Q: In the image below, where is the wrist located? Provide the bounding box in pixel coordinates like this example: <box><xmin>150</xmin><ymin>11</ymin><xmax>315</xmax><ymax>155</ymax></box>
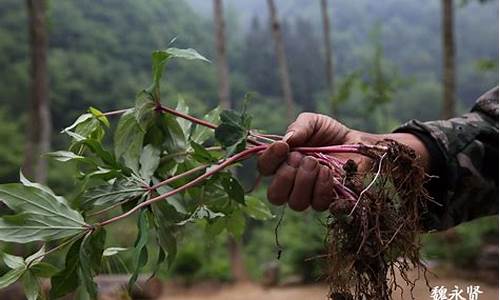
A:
<box><xmin>382</xmin><ymin>133</ymin><xmax>431</xmax><ymax>171</ymax></box>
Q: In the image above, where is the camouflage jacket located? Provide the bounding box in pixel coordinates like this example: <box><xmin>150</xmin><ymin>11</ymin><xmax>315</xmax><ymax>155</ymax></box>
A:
<box><xmin>395</xmin><ymin>87</ymin><xmax>499</xmax><ymax>231</ymax></box>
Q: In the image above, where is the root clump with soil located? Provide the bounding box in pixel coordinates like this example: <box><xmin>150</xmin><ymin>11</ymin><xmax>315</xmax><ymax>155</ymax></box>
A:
<box><xmin>324</xmin><ymin>140</ymin><xmax>430</xmax><ymax>300</ymax></box>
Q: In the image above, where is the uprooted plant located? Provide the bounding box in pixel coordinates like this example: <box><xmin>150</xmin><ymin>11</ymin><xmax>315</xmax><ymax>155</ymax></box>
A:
<box><xmin>0</xmin><ymin>47</ymin><xmax>429</xmax><ymax>299</ymax></box>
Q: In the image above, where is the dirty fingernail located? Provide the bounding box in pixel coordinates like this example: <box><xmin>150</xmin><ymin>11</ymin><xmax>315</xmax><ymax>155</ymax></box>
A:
<box><xmin>283</xmin><ymin>131</ymin><xmax>294</xmax><ymax>143</ymax></box>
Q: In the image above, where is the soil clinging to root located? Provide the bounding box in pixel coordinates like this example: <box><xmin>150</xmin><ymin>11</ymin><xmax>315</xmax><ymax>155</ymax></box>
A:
<box><xmin>326</xmin><ymin>140</ymin><xmax>431</xmax><ymax>300</ymax></box>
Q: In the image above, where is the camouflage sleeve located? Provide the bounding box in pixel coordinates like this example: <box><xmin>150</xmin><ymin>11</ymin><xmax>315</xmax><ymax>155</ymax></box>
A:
<box><xmin>395</xmin><ymin>87</ymin><xmax>499</xmax><ymax>231</ymax></box>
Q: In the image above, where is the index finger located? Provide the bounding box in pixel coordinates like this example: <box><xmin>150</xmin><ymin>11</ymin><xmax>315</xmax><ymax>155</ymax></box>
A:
<box><xmin>257</xmin><ymin>141</ymin><xmax>289</xmax><ymax>176</ymax></box>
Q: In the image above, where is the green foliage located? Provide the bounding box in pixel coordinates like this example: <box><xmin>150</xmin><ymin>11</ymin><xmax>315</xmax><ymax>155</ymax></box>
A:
<box><xmin>422</xmin><ymin>217</ymin><xmax>498</xmax><ymax>268</ymax></box>
<box><xmin>0</xmin><ymin>47</ymin><xmax>272</xmax><ymax>299</ymax></box>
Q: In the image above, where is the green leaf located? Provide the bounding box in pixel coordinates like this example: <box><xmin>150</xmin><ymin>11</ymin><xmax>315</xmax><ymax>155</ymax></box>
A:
<box><xmin>165</xmin><ymin>48</ymin><xmax>210</xmax><ymax>63</ymax></box>
<box><xmin>50</xmin><ymin>238</ymin><xmax>83</xmax><ymax>299</ymax></box>
<box><xmin>1</xmin><ymin>252</ymin><xmax>24</xmax><ymax>269</ymax></box>
<box><xmin>81</xmin><ymin>178</ymin><xmax>144</xmax><ymax>211</ymax></box>
<box><xmin>30</xmin><ymin>262</ymin><xmax>59</xmax><ymax>277</ymax></box>
<box><xmin>20</xmin><ymin>171</ymin><xmax>65</xmax><ymax>202</ymax></box>
<box><xmin>0</xmin><ymin>184</ymin><xmax>87</xmax><ymax>242</ymax></box>
<box><xmin>139</xmin><ymin>144</ymin><xmax>161</xmax><ymax>182</ymax></box>
<box><xmin>0</xmin><ymin>267</ymin><xmax>24</xmax><ymax>289</ymax></box>
<box><xmin>242</xmin><ymin>196</ymin><xmax>273</xmax><ymax>221</ymax></box>
<box><xmin>153</xmin><ymin>180</ymin><xmax>187</xmax><ymax>215</ymax></box>
<box><xmin>191</xmin><ymin>106</ymin><xmax>221</xmax><ymax>144</ymax></box>
<box><xmin>102</xmin><ymin>247</ymin><xmax>128</xmax><ymax>257</ymax></box>
<box><xmin>214</xmin><ymin>123</ymin><xmax>247</xmax><ymax>155</ymax></box>
<box><xmin>175</xmin><ymin>97</ymin><xmax>191</xmax><ymax>137</ymax></box>
<box><xmin>114</xmin><ymin>111</ymin><xmax>145</xmax><ymax>173</ymax></box>
<box><xmin>62</xmin><ymin>113</ymin><xmax>93</xmax><ymax>133</ymax></box>
<box><xmin>226</xmin><ymin>211</ymin><xmax>245</xmax><ymax>239</ymax></box>
<box><xmin>157</xmin><ymin>228</ymin><xmax>177</xmax><ymax>268</ymax></box>
<box><xmin>46</xmin><ymin>151</ymin><xmax>87</xmax><ymax>163</ymax></box>
<box><xmin>220</xmin><ymin>174</ymin><xmax>245</xmax><ymax>205</ymax></box>
<box><xmin>190</xmin><ymin>141</ymin><xmax>217</xmax><ymax>163</ymax></box>
<box><xmin>160</xmin><ymin>114</ymin><xmax>187</xmax><ymax>156</ymax></box>
<box><xmin>88</xmin><ymin>107</ymin><xmax>110</xmax><ymax>128</ymax></box>
<box><xmin>205</xmin><ymin>217</ymin><xmax>226</xmax><ymax>239</ymax></box>
<box><xmin>21</xmin><ymin>271</ymin><xmax>39</xmax><ymax>300</ymax></box>
<box><xmin>79</xmin><ymin>229</ymin><xmax>106</xmax><ymax>299</ymax></box>
<box><xmin>70</xmin><ymin>139</ymin><xmax>118</xmax><ymax>168</ymax></box>
<box><xmin>128</xmin><ymin>210</ymin><xmax>149</xmax><ymax>291</ymax></box>
<box><xmin>150</xmin><ymin>51</ymin><xmax>170</xmax><ymax>97</ymax></box>
<box><xmin>65</xmin><ymin>114</ymin><xmax>105</xmax><ymax>143</ymax></box>
<box><xmin>134</xmin><ymin>91</ymin><xmax>156</xmax><ymax>130</ymax></box>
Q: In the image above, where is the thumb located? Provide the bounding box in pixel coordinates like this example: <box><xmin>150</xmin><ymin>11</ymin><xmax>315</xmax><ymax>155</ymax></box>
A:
<box><xmin>283</xmin><ymin>113</ymin><xmax>317</xmax><ymax>146</ymax></box>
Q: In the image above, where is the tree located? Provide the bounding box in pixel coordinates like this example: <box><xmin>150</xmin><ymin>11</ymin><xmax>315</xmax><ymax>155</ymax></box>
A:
<box><xmin>213</xmin><ymin>0</ymin><xmax>248</xmax><ymax>282</ymax></box>
<box><xmin>267</xmin><ymin>0</ymin><xmax>294</xmax><ymax>121</ymax></box>
<box><xmin>25</xmin><ymin>0</ymin><xmax>51</xmax><ymax>183</ymax></box>
<box><xmin>441</xmin><ymin>0</ymin><xmax>455</xmax><ymax>119</ymax></box>
<box><xmin>320</xmin><ymin>0</ymin><xmax>335</xmax><ymax>109</ymax></box>
<box><xmin>213</xmin><ymin>0</ymin><xmax>230</xmax><ymax>110</ymax></box>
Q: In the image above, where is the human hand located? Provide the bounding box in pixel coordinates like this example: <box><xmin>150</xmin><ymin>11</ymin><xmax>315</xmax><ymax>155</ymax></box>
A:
<box><xmin>257</xmin><ymin>113</ymin><xmax>429</xmax><ymax>212</ymax></box>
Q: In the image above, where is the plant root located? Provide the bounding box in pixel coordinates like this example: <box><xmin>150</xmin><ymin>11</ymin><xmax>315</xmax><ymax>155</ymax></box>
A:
<box><xmin>326</xmin><ymin>140</ymin><xmax>431</xmax><ymax>300</ymax></box>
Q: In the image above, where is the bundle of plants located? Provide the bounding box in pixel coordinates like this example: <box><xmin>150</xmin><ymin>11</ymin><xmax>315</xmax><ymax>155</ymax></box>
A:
<box><xmin>0</xmin><ymin>47</ymin><xmax>429</xmax><ymax>300</ymax></box>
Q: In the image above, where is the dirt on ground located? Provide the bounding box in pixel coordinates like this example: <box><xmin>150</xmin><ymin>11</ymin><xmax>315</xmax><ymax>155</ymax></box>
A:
<box><xmin>160</xmin><ymin>268</ymin><xmax>498</xmax><ymax>300</ymax></box>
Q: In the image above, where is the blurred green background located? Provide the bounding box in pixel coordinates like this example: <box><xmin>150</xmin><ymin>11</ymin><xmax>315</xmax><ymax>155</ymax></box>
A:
<box><xmin>0</xmin><ymin>0</ymin><xmax>497</xmax><ymax>287</ymax></box>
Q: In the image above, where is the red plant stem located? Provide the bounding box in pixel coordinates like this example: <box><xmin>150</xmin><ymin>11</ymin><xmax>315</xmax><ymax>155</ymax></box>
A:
<box><xmin>159</xmin><ymin>105</ymin><xmax>217</xmax><ymax>129</ymax></box>
<box><xmin>149</xmin><ymin>163</ymin><xmax>209</xmax><ymax>191</ymax></box>
<box><xmin>97</xmin><ymin>145</ymin><xmax>267</xmax><ymax>227</ymax></box>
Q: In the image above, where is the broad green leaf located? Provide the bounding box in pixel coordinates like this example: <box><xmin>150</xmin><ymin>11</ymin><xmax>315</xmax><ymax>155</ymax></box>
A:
<box><xmin>0</xmin><ymin>267</ymin><xmax>24</xmax><ymax>289</ymax></box>
<box><xmin>226</xmin><ymin>211</ymin><xmax>245</xmax><ymax>239</ymax></box>
<box><xmin>46</xmin><ymin>151</ymin><xmax>87</xmax><ymax>163</ymax></box>
<box><xmin>242</xmin><ymin>196</ymin><xmax>273</xmax><ymax>221</ymax></box>
<box><xmin>114</xmin><ymin>111</ymin><xmax>145</xmax><ymax>173</ymax></box>
<box><xmin>50</xmin><ymin>238</ymin><xmax>83</xmax><ymax>299</ymax></box>
<box><xmin>149</xmin><ymin>248</ymin><xmax>166</xmax><ymax>280</ymax></box>
<box><xmin>175</xmin><ymin>97</ymin><xmax>191</xmax><ymax>137</ymax></box>
<box><xmin>152</xmin><ymin>199</ymin><xmax>187</xmax><ymax>224</ymax></box>
<box><xmin>62</xmin><ymin>113</ymin><xmax>93</xmax><ymax>133</ymax></box>
<box><xmin>88</xmin><ymin>107</ymin><xmax>110</xmax><ymax>128</ymax></box>
<box><xmin>79</xmin><ymin>229</ymin><xmax>106</xmax><ymax>299</ymax></box>
<box><xmin>21</xmin><ymin>271</ymin><xmax>39</xmax><ymax>300</ymax></box>
<box><xmin>160</xmin><ymin>114</ymin><xmax>187</xmax><ymax>156</ymax></box>
<box><xmin>220</xmin><ymin>174</ymin><xmax>245</xmax><ymax>205</ymax></box>
<box><xmin>81</xmin><ymin>178</ymin><xmax>144</xmax><ymax>211</ymax></box>
<box><xmin>150</xmin><ymin>51</ymin><xmax>170</xmax><ymax>97</ymax></box>
<box><xmin>205</xmin><ymin>217</ymin><xmax>226</xmax><ymax>239</ymax></box>
<box><xmin>139</xmin><ymin>144</ymin><xmax>161</xmax><ymax>182</ymax></box>
<box><xmin>102</xmin><ymin>247</ymin><xmax>128</xmax><ymax>257</ymax></box>
<box><xmin>219</xmin><ymin>110</ymin><xmax>242</xmax><ymax>126</ymax></box>
<box><xmin>214</xmin><ymin>123</ymin><xmax>247</xmax><ymax>155</ymax></box>
<box><xmin>70</xmin><ymin>139</ymin><xmax>117</xmax><ymax>167</ymax></box>
<box><xmin>128</xmin><ymin>210</ymin><xmax>149</xmax><ymax>291</ymax></box>
<box><xmin>65</xmin><ymin>114</ymin><xmax>105</xmax><ymax>143</ymax></box>
<box><xmin>1</xmin><ymin>252</ymin><xmax>24</xmax><ymax>269</ymax></box>
<box><xmin>20</xmin><ymin>171</ymin><xmax>65</xmax><ymax>203</ymax></box>
<box><xmin>214</xmin><ymin>106</ymin><xmax>252</xmax><ymax>155</ymax></box>
<box><xmin>0</xmin><ymin>184</ymin><xmax>87</xmax><ymax>242</ymax></box>
<box><xmin>190</xmin><ymin>141</ymin><xmax>217</xmax><ymax>163</ymax></box>
<box><xmin>30</xmin><ymin>262</ymin><xmax>59</xmax><ymax>277</ymax></box>
<box><xmin>153</xmin><ymin>180</ymin><xmax>187</xmax><ymax>215</ymax></box>
<box><xmin>157</xmin><ymin>226</ymin><xmax>177</xmax><ymax>268</ymax></box>
<box><xmin>191</xmin><ymin>106</ymin><xmax>221</xmax><ymax>144</ymax></box>
<box><xmin>134</xmin><ymin>91</ymin><xmax>156</xmax><ymax>130</ymax></box>
<box><xmin>165</xmin><ymin>48</ymin><xmax>210</xmax><ymax>63</ymax></box>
